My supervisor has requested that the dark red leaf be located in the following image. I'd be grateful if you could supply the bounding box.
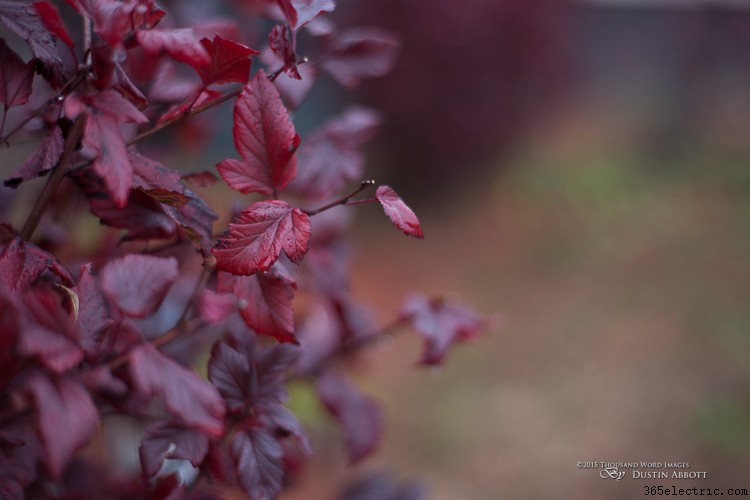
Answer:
[18,287,82,373]
[216,71,299,195]
[0,237,72,291]
[234,267,298,343]
[230,428,284,500]
[400,295,487,365]
[291,107,381,198]
[129,343,226,436]
[74,263,114,357]
[70,0,132,47]
[0,38,35,108]
[25,374,99,479]
[213,200,311,276]
[253,343,299,409]
[194,35,258,86]
[260,405,311,454]
[137,28,210,66]
[375,185,424,239]
[0,0,65,85]
[268,24,300,79]
[100,254,178,318]
[113,62,148,108]
[32,1,74,48]
[208,342,252,414]
[82,113,133,208]
[4,126,64,188]
[139,424,210,477]
[322,28,398,89]
[316,371,382,463]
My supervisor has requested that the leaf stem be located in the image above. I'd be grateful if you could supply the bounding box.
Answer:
[127,86,243,146]
[20,114,86,241]
[0,64,92,146]
[304,180,376,216]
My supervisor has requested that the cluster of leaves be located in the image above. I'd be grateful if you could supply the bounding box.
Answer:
[0,1,487,498]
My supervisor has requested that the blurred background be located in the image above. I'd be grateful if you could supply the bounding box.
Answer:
[284,0,750,498]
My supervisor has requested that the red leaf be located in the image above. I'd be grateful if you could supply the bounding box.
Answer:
[100,254,178,318]
[316,371,381,463]
[217,71,300,195]
[139,423,209,477]
[4,126,64,188]
[73,263,114,357]
[230,429,284,500]
[129,343,226,436]
[18,287,82,373]
[234,267,297,343]
[322,28,399,89]
[70,0,132,47]
[0,237,72,291]
[0,38,35,108]
[32,1,74,48]
[212,200,311,276]
[137,28,210,66]
[25,374,99,479]
[375,185,424,239]
[0,0,65,85]
[194,35,258,86]
[268,24,300,80]
[82,113,133,208]
[275,0,335,30]
[400,295,487,365]
[291,107,381,198]
[197,288,237,323]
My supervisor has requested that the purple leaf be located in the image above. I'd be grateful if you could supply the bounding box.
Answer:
[230,428,284,500]
[212,200,311,276]
[316,371,382,463]
[73,263,114,357]
[100,254,178,318]
[268,24,300,80]
[25,374,99,479]
[322,28,398,89]
[375,186,424,239]
[129,343,226,437]
[0,0,65,85]
[0,38,35,108]
[139,423,210,477]
[208,342,252,414]
[4,126,64,188]
[291,107,381,198]
[217,71,300,195]
[400,295,487,365]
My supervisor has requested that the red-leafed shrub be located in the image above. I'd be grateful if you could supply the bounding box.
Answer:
[0,1,487,498]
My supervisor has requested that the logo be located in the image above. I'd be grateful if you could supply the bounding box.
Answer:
[600,467,626,482]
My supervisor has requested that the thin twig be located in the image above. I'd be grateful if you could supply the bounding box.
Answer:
[20,114,87,240]
[0,65,92,146]
[304,180,376,216]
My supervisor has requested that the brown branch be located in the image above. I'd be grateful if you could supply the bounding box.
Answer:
[303,180,376,216]
[20,114,87,241]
